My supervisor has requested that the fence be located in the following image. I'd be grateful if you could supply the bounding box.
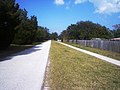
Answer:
[68,40,120,53]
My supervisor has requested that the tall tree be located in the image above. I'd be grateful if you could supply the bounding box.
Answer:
[60,30,69,42]
[60,21,113,41]
[35,26,50,42]
[13,9,38,44]
[66,24,80,42]
[50,32,58,40]
[0,0,20,49]
[112,24,120,38]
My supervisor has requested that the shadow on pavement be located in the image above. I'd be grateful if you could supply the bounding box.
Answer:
[0,45,42,62]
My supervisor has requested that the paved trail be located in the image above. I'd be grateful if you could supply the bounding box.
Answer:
[58,41,120,67]
[0,40,51,90]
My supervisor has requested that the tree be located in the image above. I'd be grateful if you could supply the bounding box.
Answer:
[50,32,58,40]
[0,0,20,49]
[13,9,38,44]
[112,24,120,38]
[60,30,69,42]
[76,21,112,39]
[60,21,113,41]
[35,26,50,42]
[67,24,80,42]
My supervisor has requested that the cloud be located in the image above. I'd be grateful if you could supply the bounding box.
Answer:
[66,0,72,9]
[54,0,64,5]
[74,0,120,14]
[54,0,120,14]
[74,0,87,4]
[89,0,120,14]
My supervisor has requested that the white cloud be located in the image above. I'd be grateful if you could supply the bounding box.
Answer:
[74,0,87,4]
[66,0,72,9]
[89,0,120,14]
[54,0,64,5]
[54,0,120,14]
[74,0,120,14]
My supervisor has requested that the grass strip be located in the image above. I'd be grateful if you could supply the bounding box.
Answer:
[65,42,120,60]
[32,42,43,45]
[47,41,120,90]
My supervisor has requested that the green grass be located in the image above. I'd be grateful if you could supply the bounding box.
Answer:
[47,41,120,90]
[0,44,33,59]
[32,42,43,45]
[65,42,120,60]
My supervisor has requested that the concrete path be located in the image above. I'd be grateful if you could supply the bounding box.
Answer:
[58,42,120,67]
[0,40,51,90]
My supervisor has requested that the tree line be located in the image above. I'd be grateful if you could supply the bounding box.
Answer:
[0,0,58,50]
[0,0,119,50]
[112,24,120,38]
[60,21,120,41]
[35,26,58,41]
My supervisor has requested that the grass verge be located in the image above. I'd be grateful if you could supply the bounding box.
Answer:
[65,42,120,60]
[47,41,120,90]
[32,42,43,45]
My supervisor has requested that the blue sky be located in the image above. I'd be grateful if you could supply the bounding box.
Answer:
[16,0,120,34]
